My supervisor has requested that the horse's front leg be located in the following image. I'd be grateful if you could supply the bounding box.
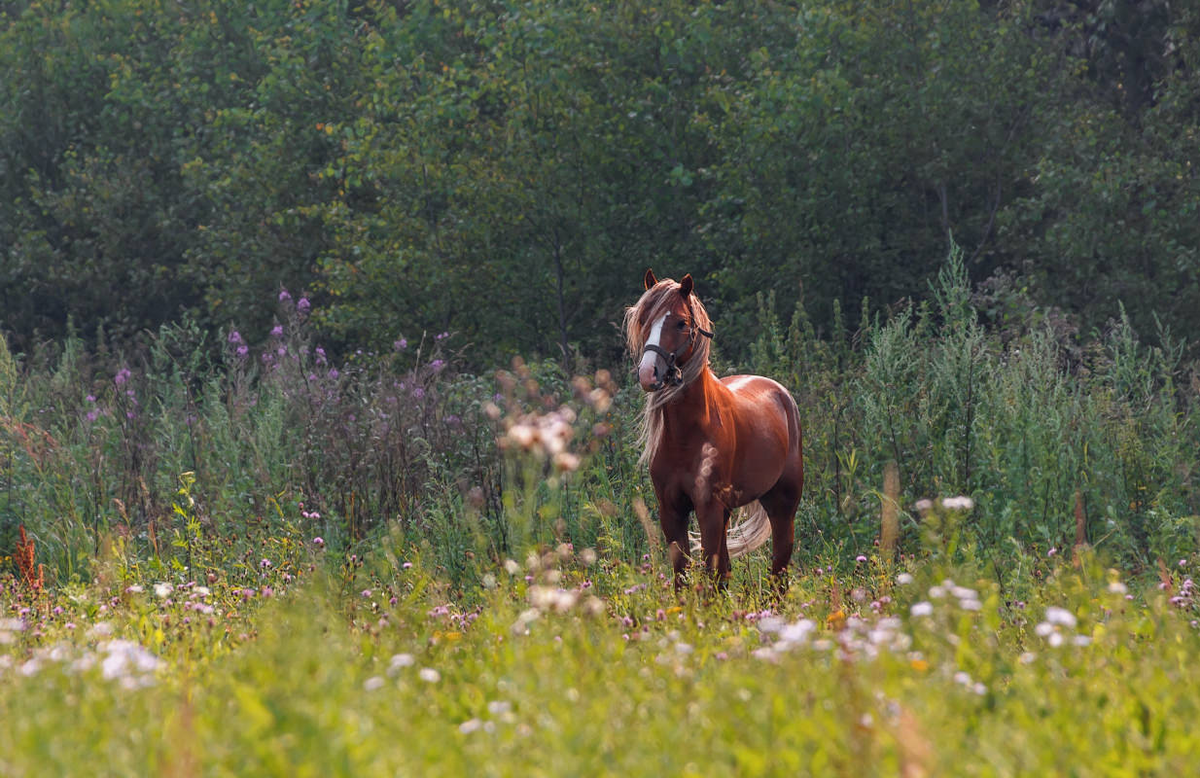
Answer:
[695,502,731,590]
[657,497,691,592]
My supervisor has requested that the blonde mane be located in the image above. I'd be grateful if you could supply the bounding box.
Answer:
[623,279,714,466]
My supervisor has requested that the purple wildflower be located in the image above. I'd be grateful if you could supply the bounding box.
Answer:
[312,537,325,547]
[228,330,244,345]
[271,324,284,338]
[436,331,449,341]
[279,288,291,302]
[413,387,424,399]
[328,368,339,380]
[315,347,327,364]
[114,368,131,386]
[297,297,310,313]
[86,409,99,422]
[236,345,249,358]
[430,359,445,372]
[86,394,96,403]
[394,338,408,351]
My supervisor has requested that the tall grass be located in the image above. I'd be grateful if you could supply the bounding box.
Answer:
[2,247,1198,588]
[749,243,1199,572]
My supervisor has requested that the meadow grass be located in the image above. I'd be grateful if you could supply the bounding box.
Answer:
[2,252,1200,774]
[2,525,1200,776]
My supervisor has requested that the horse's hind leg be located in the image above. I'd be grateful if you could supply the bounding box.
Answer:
[760,484,800,589]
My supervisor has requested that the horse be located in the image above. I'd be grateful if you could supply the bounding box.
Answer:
[624,269,804,591]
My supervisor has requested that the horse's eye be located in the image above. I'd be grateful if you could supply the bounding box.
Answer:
[677,320,688,330]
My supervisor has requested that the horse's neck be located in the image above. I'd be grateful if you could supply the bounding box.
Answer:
[662,368,724,427]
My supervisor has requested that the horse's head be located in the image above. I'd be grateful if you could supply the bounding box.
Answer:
[624,269,714,393]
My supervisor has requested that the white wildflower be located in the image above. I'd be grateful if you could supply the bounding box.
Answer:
[1044,606,1077,628]
[910,601,934,617]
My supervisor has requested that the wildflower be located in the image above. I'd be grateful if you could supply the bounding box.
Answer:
[914,499,933,513]
[855,555,868,563]
[260,559,272,569]
[227,330,243,345]
[394,338,407,351]
[459,718,483,734]
[86,394,96,403]
[236,345,249,358]
[910,601,934,617]
[315,347,327,364]
[388,654,415,675]
[279,289,291,302]
[419,668,441,683]
[1107,581,1128,595]
[328,368,339,380]
[361,589,372,598]
[941,496,974,511]
[363,676,385,692]
[125,585,144,594]
[114,368,131,386]
[897,573,915,585]
[153,583,174,598]
[504,559,520,575]
[271,324,284,338]
[1048,547,1057,557]
[402,562,413,570]
[436,331,449,340]
[86,410,99,422]
[297,297,311,313]
[1044,606,1077,628]
[430,359,445,372]
[312,537,325,547]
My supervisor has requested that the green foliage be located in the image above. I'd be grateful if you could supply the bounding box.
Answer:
[3,0,1200,365]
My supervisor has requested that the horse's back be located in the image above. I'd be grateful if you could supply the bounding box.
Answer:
[719,374,803,485]
[720,375,800,430]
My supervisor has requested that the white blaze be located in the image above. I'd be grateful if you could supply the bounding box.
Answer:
[639,313,668,377]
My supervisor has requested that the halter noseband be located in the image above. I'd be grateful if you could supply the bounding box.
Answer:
[641,313,714,392]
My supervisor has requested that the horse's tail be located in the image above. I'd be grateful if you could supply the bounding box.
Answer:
[687,500,772,560]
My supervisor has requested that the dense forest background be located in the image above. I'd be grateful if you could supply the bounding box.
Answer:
[3,0,1198,365]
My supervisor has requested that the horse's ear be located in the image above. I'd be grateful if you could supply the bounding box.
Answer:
[679,274,694,299]
[643,269,658,290]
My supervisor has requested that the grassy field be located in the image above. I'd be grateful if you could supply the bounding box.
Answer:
[3,509,1200,776]
[3,256,1200,774]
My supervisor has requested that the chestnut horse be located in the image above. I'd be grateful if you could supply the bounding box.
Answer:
[625,270,804,590]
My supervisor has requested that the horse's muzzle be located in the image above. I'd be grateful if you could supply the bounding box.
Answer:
[638,353,664,392]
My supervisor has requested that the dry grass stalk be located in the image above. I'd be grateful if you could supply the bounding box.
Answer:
[881,460,900,560]
[15,524,44,593]
[633,496,660,552]
[895,704,933,778]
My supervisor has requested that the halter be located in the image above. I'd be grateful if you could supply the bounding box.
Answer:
[640,307,714,391]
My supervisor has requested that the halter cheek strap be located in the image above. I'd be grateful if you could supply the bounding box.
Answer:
[641,316,714,391]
